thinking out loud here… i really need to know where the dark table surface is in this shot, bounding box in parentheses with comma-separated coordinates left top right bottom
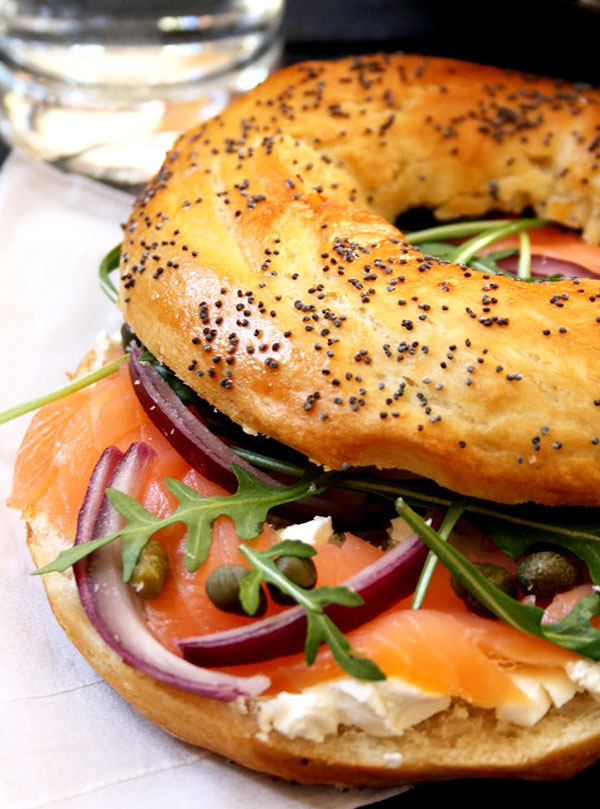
(3, 0, 598, 803)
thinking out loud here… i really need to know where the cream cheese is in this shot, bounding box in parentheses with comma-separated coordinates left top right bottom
(495, 667, 578, 727)
(256, 665, 582, 742)
(257, 678, 451, 743)
(567, 659, 600, 698)
(277, 515, 334, 547)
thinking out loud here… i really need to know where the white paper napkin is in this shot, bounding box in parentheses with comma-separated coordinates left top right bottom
(0, 151, 407, 809)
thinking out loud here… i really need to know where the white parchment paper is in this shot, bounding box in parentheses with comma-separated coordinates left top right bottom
(0, 151, 406, 809)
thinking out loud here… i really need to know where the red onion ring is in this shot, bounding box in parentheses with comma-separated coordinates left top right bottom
(128, 345, 392, 525)
(73, 442, 270, 700)
(179, 533, 427, 667)
(129, 346, 277, 490)
(498, 254, 598, 279)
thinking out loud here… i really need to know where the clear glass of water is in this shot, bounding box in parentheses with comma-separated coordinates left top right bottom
(0, 1, 285, 184)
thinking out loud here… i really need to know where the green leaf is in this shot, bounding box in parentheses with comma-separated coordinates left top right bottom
(518, 229, 531, 280)
(404, 218, 519, 244)
(259, 540, 317, 560)
(0, 354, 127, 426)
(175, 466, 337, 572)
(396, 499, 600, 660)
(98, 243, 121, 303)
(238, 570, 263, 616)
(305, 612, 322, 665)
(239, 541, 384, 680)
(411, 499, 466, 609)
(415, 241, 457, 261)
(315, 614, 386, 681)
(311, 586, 364, 608)
(34, 532, 122, 575)
(469, 248, 518, 276)
(543, 594, 600, 657)
(452, 218, 546, 265)
(469, 515, 600, 584)
(105, 488, 163, 580)
(38, 462, 338, 579)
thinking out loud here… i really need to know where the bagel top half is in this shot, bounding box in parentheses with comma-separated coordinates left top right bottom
(118, 54, 600, 507)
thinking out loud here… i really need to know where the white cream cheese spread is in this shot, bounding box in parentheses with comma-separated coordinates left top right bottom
(277, 515, 334, 547)
(257, 665, 582, 742)
(566, 659, 600, 698)
(255, 520, 587, 743)
(257, 678, 451, 743)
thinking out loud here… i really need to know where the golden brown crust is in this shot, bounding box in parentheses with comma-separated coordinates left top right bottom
(26, 511, 600, 786)
(119, 55, 600, 506)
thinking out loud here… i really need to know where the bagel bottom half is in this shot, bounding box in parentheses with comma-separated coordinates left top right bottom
(25, 512, 600, 786)
(19, 349, 600, 788)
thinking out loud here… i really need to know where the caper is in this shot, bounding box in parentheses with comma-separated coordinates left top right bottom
(517, 551, 581, 600)
(451, 563, 518, 619)
(130, 540, 169, 599)
(205, 564, 266, 616)
(268, 555, 317, 605)
(120, 322, 141, 352)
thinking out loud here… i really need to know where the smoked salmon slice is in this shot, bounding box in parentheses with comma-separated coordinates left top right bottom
(8, 357, 580, 709)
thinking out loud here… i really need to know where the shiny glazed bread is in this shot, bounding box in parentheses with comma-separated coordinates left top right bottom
(118, 54, 600, 506)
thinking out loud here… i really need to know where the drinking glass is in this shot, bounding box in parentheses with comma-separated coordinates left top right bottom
(0, 1, 285, 184)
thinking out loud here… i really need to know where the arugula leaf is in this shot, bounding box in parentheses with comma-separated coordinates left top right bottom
(36, 465, 338, 577)
(411, 500, 465, 609)
(469, 248, 518, 276)
(0, 354, 128, 426)
(543, 594, 600, 657)
(238, 569, 263, 616)
(106, 488, 164, 580)
(404, 218, 517, 244)
(396, 498, 600, 660)
(468, 516, 600, 584)
(452, 218, 546, 265)
(415, 241, 457, 261)
(239, 541, 384, 681)
(518, 229, 531, 280)
(98, 243, 121, 303)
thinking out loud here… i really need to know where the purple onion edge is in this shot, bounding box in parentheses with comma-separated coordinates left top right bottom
(179, 533, 427, 667)
(72, 442, 269, 701)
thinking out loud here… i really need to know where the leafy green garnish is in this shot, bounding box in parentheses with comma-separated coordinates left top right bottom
(411, 500, 465, 609)
(408, 217, 551, 281)
(34, 465, 338, 577)
(0, 354, 128, 426)
(451, 218, 545, 265)
(99, 243, 121, 303)
(468, 247, 518, 275)
(414, 241, 457, 261)
(518, 229, 531, 280)
(397, 498, 600, 660)
(404, 219, 520, 244)
(239, 540, 385, 681)
(468, 515, 600, 584)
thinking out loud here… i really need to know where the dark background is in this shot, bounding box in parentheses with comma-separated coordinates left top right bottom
(282, 0, 600, 806)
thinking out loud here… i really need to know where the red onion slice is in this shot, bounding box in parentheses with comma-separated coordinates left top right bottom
(498, 254, 598, 279)
(129, 346, 278, 490)
(128, 346, 392, 524)
(179, 533, 427, 667)
(73, 442, 270, 700)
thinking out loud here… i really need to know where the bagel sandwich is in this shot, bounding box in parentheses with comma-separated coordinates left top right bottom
(10, 54, 600, 787)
